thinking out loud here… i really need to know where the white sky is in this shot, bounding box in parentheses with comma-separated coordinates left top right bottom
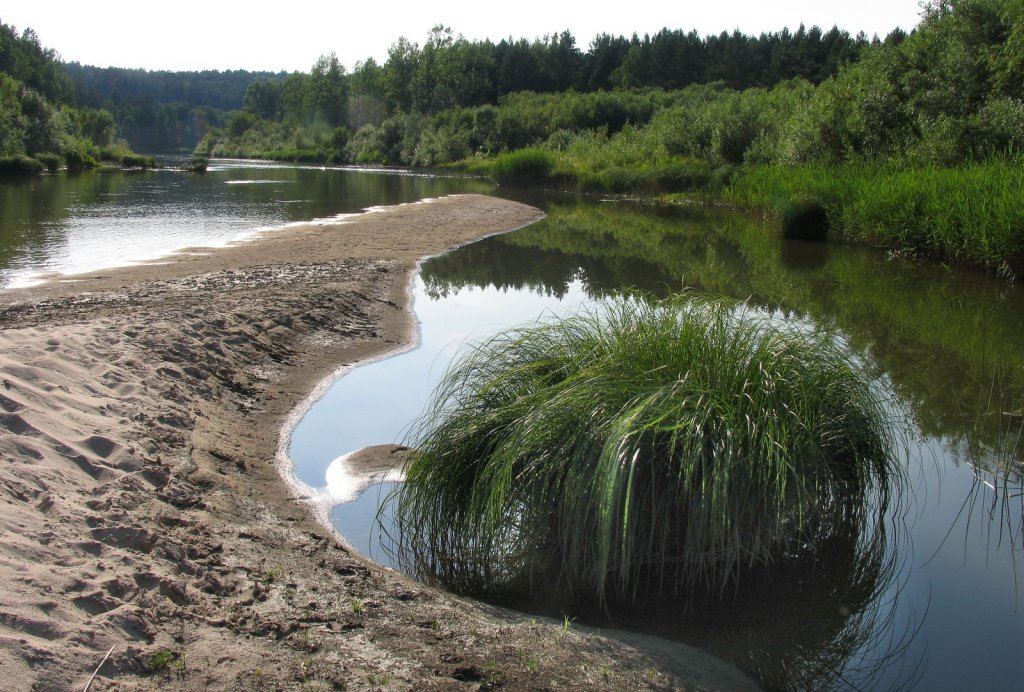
(2, 1, 925, 73)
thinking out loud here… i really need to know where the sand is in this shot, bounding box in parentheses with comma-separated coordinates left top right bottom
(0, 194, 756, 690)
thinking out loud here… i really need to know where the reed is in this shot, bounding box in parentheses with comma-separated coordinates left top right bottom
(392, 295, 898, 604)
(726, 160, 1024, 277)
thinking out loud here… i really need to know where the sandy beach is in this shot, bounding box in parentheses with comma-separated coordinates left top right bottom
(0, 193, 755, 690)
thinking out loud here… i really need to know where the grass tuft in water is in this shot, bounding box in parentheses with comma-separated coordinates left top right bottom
(392, 294, 897, 604)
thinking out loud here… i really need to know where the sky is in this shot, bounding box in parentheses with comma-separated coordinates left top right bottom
(2, 0, 926, 74)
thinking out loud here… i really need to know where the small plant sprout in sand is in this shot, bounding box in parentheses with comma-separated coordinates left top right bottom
(392, 294, 899, 606)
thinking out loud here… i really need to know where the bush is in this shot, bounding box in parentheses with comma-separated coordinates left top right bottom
(119, 154, 156, 169)
(264, 148, 326, 163)
(33, 152, 63, 171)
(63, 147, 97, 170)
(393, 295, 897, 605)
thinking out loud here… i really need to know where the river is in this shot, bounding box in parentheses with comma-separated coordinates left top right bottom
(2, 161, 1022, 690)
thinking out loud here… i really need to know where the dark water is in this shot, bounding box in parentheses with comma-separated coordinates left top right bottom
(3, 165, 1021, 690)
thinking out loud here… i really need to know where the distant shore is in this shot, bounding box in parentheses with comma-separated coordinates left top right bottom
(0, 193, 755, 690)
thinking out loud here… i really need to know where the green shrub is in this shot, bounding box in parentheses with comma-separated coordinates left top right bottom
(33, 152, 63, 172)
(182, 155, 208, 172)
(393, 295, 897, 605)
(63, 147, 97, 170)
(264, 148, 326, 163)
(120, 153, 156, 169)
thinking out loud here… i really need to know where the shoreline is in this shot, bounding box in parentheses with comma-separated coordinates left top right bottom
(0, 194, 755, 689)
(274, 202, 561, 528)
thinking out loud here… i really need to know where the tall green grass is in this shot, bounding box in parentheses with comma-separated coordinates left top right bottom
(392, 295, 898, 605)
(726, 160, 1024, 277)
(490, 148, 557, 185)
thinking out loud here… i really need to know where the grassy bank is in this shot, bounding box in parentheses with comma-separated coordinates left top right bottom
(724, 160, 1024, 278)
(461, 150, 1024, 278)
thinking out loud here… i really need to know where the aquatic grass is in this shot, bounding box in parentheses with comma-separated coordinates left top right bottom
(392, 294, 898, 604)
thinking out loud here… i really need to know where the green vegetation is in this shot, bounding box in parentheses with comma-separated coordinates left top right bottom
(726, 160, 1024, 276)
(181, 154, 208, 172)
(147, 650, 175, 672)
(8, 3, 1019, 270)
(0, 153, 44, 175)
(0, 23, 153, 171)
(67, 64, 278, 152)
(193, 1, 1024, 274)
(393, 295, 897, 605)
(490, 148, 556, 185)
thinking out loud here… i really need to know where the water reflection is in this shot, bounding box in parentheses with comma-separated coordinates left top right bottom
(0, 160, 491, 287)
(383, 439, 918, 691)
(400, 199, 1024, 689)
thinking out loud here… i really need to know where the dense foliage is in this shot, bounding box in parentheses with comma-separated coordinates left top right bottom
(195, 21, 876, 162)
(0, 23, 151, 170)
(200, 1, 1021, 172)
(66, 64, 285, 152)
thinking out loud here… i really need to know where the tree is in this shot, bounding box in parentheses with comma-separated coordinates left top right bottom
(384, 37, 419, 112)
(349, 58, 387, 129)
(0, 72, 27, 155)
(243, 80, 282, 120)
(308, 53, 347, 127)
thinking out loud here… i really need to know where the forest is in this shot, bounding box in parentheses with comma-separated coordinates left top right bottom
(0, 23, 154, 170)
(2, 0, 1022, 274)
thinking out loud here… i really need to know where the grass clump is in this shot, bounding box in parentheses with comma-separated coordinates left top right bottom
(118, 153, 157, 169)
(0, 154, 45, 176)
(777, 194, 830, 240)
(393, 295, 897, 605)
(182, 155, 208, 172)
(491, 148, 556, 185)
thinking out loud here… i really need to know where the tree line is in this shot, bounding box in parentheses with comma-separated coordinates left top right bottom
(66, 64, 287, 153)
(4, 19, 881, 155)
(199, 0, 1021, 174)
(236, 22, 878, 130)
(1, 22, 130, 170)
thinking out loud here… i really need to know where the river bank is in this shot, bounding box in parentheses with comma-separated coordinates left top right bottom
(0, 194, 754, 690)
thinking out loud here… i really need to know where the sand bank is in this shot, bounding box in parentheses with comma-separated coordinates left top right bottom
(0, 194, 755, 689)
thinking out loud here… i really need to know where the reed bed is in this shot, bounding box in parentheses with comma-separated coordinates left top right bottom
(391, 295, 898, 604)
(726, 160, 1024, 277)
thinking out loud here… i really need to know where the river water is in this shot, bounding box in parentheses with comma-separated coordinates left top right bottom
(2, 162, 1022, 690)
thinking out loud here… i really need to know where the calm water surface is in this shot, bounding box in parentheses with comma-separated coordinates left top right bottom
(0, 159, 490, 287)
(3, 165, 1022, 690)
(291, 200, 1024, 691)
